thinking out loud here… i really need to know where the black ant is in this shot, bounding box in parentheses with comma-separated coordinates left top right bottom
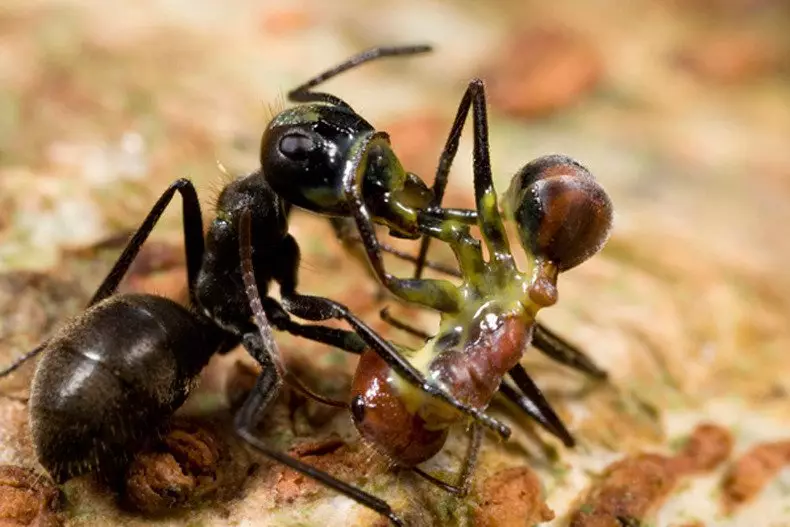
(256, 46, 613, 498)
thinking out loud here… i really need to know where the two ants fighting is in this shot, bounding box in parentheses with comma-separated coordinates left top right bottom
(0, 45, 613, 525)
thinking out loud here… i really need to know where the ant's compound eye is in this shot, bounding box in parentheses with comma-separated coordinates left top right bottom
(503, 155, 613, 271)
(278, 132, 317, 161)
(350, 395, 366, 423)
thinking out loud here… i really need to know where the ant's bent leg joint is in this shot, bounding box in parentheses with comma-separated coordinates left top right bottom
(280, 294, 347, 322)
(383, 277, 462, 314)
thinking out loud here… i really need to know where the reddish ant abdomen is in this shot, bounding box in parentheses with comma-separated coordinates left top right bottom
(351, 350, 448, 467)
(351, 310, 531, 467)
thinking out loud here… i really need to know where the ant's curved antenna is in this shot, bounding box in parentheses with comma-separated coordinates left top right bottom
(288, 45, 432, 109)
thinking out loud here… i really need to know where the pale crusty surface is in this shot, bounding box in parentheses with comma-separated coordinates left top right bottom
(1, 1, 790, 526)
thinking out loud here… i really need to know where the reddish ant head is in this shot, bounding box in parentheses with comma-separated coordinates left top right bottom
(503, 155, 613, 272)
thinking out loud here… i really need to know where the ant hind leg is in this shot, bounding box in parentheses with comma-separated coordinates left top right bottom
(89, 178, 205, 306)
(234, 366, 404, 526)
(0, 179, 205, 380)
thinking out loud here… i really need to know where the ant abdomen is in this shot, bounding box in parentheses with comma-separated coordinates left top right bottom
(503, 154, 614, 271)
(350, 351, 448, 467)
(29, 294, 220, 483)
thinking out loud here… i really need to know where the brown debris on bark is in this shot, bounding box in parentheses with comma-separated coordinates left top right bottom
(569, 423, 732, 526)
(669, 422, 734, 474)
(721, 440, 790, 512)
(474, 466, 555, 527)
(0, 465, 64, 527)
(124, 421, 230, 514)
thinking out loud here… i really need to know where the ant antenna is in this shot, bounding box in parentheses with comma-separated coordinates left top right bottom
(0, 343, 46, 379)
(288, 44, 432, 109)
(238, 211, 346, 408)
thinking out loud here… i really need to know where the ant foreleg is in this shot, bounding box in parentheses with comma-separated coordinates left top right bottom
(379, 307, 431, 340)
(90, 178, 204, 306)
(279, 293, 511, 440)
(412, 422, 482, 496)
(239, 212, 346, 408)
(288, 45, 432, 109)
(533, 324, 608, 380)
(504, 364, 575, 447)
(234, 367, 404, 526)
(261, 296, 366, 355)
(413, 77, 478, 279)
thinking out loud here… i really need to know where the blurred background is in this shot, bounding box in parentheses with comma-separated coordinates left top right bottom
(1, 0, 789, 525)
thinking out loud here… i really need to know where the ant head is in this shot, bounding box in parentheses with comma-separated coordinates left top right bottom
(502, 155, 613, 272)
(260, 104, 375, 215)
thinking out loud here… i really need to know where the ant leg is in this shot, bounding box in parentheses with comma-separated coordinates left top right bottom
(379, 307, 431, 340)
(0, 342, 46, 379)
(505, 364, 575, 447)
(239, 211, 346, 408)
(0, 179, 204, 379)
(90, 178, 205, 306)
(261, 296, 366, 355)
(412, 422, 482, 496)
(532, 324, 608, 380)
(234, 364, 404, 526)
(333, 226, 465, 279)
(288, 45, 431, 108)
(280, 293, 511, 440)
(416, 80, 517, 278)
(467, 79, 517, 273)
(413, 80, 476, 279)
